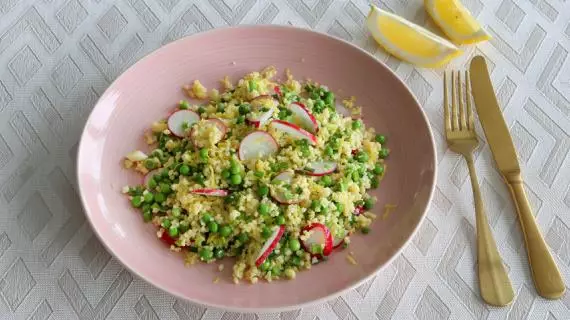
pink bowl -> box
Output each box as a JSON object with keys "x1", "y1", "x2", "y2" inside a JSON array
[{"x1": 77, "y1": 25, "x2": 436, "y2": 312}]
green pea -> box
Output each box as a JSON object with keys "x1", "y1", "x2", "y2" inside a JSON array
[
  {"x1": 257, "y1": 185, "x2": 269, "y2": 197},
  {"x1": 131, "y1": 196, "x2": 143, "y2": 208},
  {"x1": 373, "y1": 163, "x2": 384, "y2": 175},
  {"x1": 147, "y1": 177, "x2": 158, "y2": 189},
  {"x1": 199, "y1": 248, "x2": 213, "y2": 261},
  {"x1": 371, "y1": 177, "x2": 379, "y2": 189},
  {"x1": 202, "y1": 213, "x2": 213, "y2": 223},
  {"x1": 292, "y1": 256, "x2": 302, "y2": 266},
  {"x1": 288, "y1": 239, "x2": 301, "y2": 251},
  {"x1": 375, "y1": 134, "x2": 386, "y2": 144},
  {"x1": 324, "y1": 91, "x2": 334, "y2": 105},
  {"x1": 179, "y1": 100, "x2": 190, "y2": 110},
  {"x1": 144, "y1": 158, "x2": 157, "y2": 170},
  {"x1": 153, "y1": 192, "x2": 165, "y2": 203},
  {"x1": 179, "y1": 164, "x2": 190, "y2": 176},
  {"x1": 230, "y1": 161, "x2": 240, "y2": 174},
  {"x1": 168, "y1": 226, "x2": 179, "y2": 237},
  {"x1": 207, "y1": 221, "x2": 219, "y2": 233},
  {"x1": 352, "y1": 120, "x2": 362, "y2": 130},
  {"x1": 221, "y1": 169, "x2": 230, "y2": 179},
  {"x1": 194, "y1": 173, "x2": 205, "y2": 185},
  {"x1": 220, "y1": 225, "x2": 232, "y2": 237},
  {"x1": 197, "y1": 106, "x2": 206, "y2": 114},
  {"x1": 143, "y1": 192, "x2": 154, "y2": 204},
  {"x1": 230, "y1": 174, "x2": 242, "y2": 185},
  {"x1": 179, "y1": 222, "x2": 189, "y2": 233},
  {"x1": 161, "y1": 219, "x2": 171, "y2": 229},
  {"x1": 254, "y1": 170, "x2": 264, "y2": 178},
  {"x1": 258, "y1": 203, "x2": 270, "y2": 215},
  {"x1": 216, "y1": 102, "x2": 225, "y2": 112},
  {"x1": 310, "y1": 91, "x2": 320, "y2": 100},
  {"x1": 236, "y1": 115, "x2": 245, "y2": 124},
  {"x1": 238, "y1": 104, "x2": 250, "y2": 115},
  {"x1": 321, "y1": 175, "x2": 332, "y2": 187},
  {"x1": 143, "y1": 211, "x2": 152, "y2": 222},
  {"x1": 311, "y1": 200, "x2": 321, "y2": 212},
  {"x1": 199, "y1": 148, "x2": 208, "y2": 160},
  {"x1": 362, "y1": 227, "x2": 370, "y2": 234},
  {"x1": 214, "y1": 248, "x2": 225, "y2": 259},
  {"x1": 335, "y1": 202, "x2": 344, "y2": 213},
  {"x1": 260, "y1": 260, "x2": 271, "y2": 271},
  {"x1": 364, "y1": 198, "x2": 374, "y2": 210},
  {"x1": 248, "y1": 80, "x2": 257, "y2": 92},
  {"x1": 142, "y1": 203, "x2": 151, "y2": 213},
  {"x1": 324, "y1": 145, "x2": 334, "y2": 157},
  {"x1": 238, "y1": 233, "x2": 248, "y2": 243},
  {"x1": 356, "y1": 151, "x2": 369, "y2": 163},
  {"x1": 159, "y1": 183, "x2": 171, "y2": 194},
  {"x1": 271, "y1": 266, "x2": 282, "y2": 276},
  {"x1": 379, "y1": 148, "x2": 390, "y2": 159},
  {"x1": 276, "y1": 215, "x2": 285, "y2": 225},
  {"x1": 261, "y1": 227, "x2": 272, "y2": 239}
]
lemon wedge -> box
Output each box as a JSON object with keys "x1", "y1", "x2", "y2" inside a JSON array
[
  {"x1": 424, "y1": 0, "x2": 491, "y2": 44},
  {"x1": 366, "y1": 5, "x2": 461, "y2": 68}
]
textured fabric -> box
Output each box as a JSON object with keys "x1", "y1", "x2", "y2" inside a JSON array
[{"x1": 0, "y1": 0, "x2": 569, "y2": 319}]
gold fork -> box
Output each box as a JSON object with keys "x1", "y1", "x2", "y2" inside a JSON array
[{"x1": 444, "y1": 71, "x2": 515, "y2": 306}]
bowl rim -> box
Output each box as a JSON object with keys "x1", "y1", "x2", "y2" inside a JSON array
[{"x1": 76, "y1": 24, "x2": 437, "y2": 313}]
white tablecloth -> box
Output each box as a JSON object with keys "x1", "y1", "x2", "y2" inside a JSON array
[{"x1": 0, "y1": 0, "x2": 569, "y2": 319}]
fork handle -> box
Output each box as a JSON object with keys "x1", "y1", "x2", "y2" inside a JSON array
[
  {"x1": 466, "y1": 155, "x2": 514, "y2": 306},
  {"x1": 504, "y1": 172, "x2": 565, "y2": 299}
]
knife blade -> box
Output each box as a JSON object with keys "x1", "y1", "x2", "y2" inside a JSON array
[
  {"x1": 469, "y1": 56, "x2": 519, "y2": 174},
  {"x1": 469, "y1": 55, "x2": 565, "y2": 299}
]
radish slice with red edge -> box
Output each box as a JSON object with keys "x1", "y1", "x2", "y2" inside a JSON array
[
  {"x1": 143, "y1": 169, "x2": 160, "y2": 188},
  {"x1": 354, "y1": 205, "x2": 365, "y2": 215},
  {"x1": 300, "y1": 223, "x2": 333, "y2": 257},
  {"x1": 287, "y1": 102, "x2": 318, "y2": 133},
  {"x1": 255, "y1": 225, "x2": 285, "y2": 267},
  {"x1": 333, "y1": 236, "x2": 344, "y2": 249},
  {"x1": 248, "y1": 96, "x2": 278, "y2": 128},
  {"x1": 247, "y1": 109, "x2": 274, "y2": 128},
  {"x1": 269, "y1": 120, "x2": 317, "y2": 145},
  {"x1": 190, "y1": 188, "x2": 228, "y2": 196},
  {"x1": 160, "y1": 232, "x2": 176, "y2": 246},
  {"x1": 167, "y1": 110, "x2": 200, "y2": 137},
  {"x1": 303, "y1": 161, "x2": 337, "y2": 176},
  {"x1": 270, "y1": 171, "x2": 301, "y2": 204},
  {"x1": 238, "y1": 131, "x2": 279, "y2": 161},
  {"x1": 190, "y1": 118, "x2": 227, "y2": 147}
]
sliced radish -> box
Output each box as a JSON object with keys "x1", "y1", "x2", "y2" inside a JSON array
[
  {"x1": 270, "y1": 171, "x2": 300, "y2": 204},
  {"x1": 190, "y1": 118, "x2": 227, "y2": 147},
  {"x1": 335, "y1": 102, "x2": 351, "y2": 118},
  {"x1": 168, "y1": 110, "x2": 200, "y2": 137},
  {"x1": 207, "y1": 118, "x2": 228, "y2": 136},
  {"x1": 287, "y1": 102, "x2": 318, "y2": 133},
  {"x1": 160, "y1": 232, "x2": 176, "y2": 246},
  {"x1": 301, "y1": 223, "x2": 333, "y2": 257},
  {"x1": 269, "y1": 120, "x2": 317, "y2": 145},
  {"x1": 238, "y1": 131, "x2": 278, "y2": 161},
  {"x1": 303, "y1": 161, "x2": 337, "y2": 176},
  {"x1": 190, "y1": 188, "x2": 228, "y2": 196},
  {"x1": 255, "y1": 225, "x2": 285, "y2": 267},
  {"x1": 248, "y1": 95, "x2": 278, "y2": 128},
  {"x1": 126, "y1": 150, "x2": 148, "y2": 162},
  {"x1": 247, "y1": 108, "x2": 274, "y2": 128},
  {"x1": 354, "y1": 205, "x2": 365, "y2": 215},
  {"x1": 143, "y1": 169, "x2": 160, "y2": 187},
  {"x1": 274, "y1": 85, "x2": 282, "y2": 96},
  {"x1": 333, "y1": 236, "x2": 344, "y2": 249}
]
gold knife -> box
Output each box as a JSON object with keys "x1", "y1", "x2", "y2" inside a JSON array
[{"x1": 469, "y1": 56, "x2": 565, "y2": 299}]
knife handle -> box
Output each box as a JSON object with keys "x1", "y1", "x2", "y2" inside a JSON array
[{"x1": 505, "y1": 172, "x2": 565, "y2": 299}]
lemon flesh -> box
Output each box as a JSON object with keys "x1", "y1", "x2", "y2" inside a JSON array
[
  {"x1": 425, "y1": 0, "x2": 491, "y2": 44},
  {"x1": 367, "y1": 5, "x2": 461, "y2": 68}
]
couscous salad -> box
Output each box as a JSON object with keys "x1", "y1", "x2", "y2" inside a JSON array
[{"x1": 122, "y1": 67, "x2": 389, "y2": 283}]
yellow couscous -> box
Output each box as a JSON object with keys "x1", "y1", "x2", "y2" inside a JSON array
[{"x1": 122, "y1": 67, "x2": 389, "y2": 283}]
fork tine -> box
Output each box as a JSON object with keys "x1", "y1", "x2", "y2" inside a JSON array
[
  {"x1": 443, "y1": 72, "x2": 451, "y2": 133},
  {"x1": 465, "y1": 70, "x2": 475, "y2": 130},
  {"x1": 457, "y1": 71, "x2": 467, "y2": 130},
  {"x1": 451, "y1": 71, "x2": 459, "y2": 130}
]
